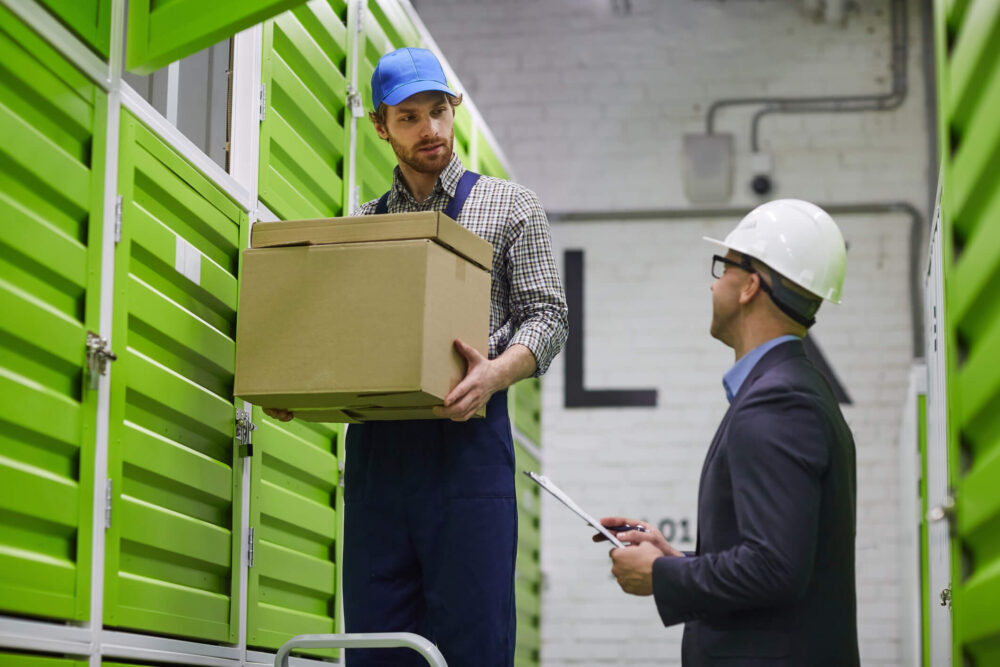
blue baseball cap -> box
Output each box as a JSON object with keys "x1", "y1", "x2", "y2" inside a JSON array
[{"x1": 371, "y1": 47, "x2": 457, "y2": 111}]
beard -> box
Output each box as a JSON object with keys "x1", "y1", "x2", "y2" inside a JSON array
[{"x1": 387, "y1": 132, "x2": 454, "y2": 174}]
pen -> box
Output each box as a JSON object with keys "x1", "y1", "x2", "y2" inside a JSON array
[{"x1": 605, "y1": 524, "x2": 647, "y2": 533}]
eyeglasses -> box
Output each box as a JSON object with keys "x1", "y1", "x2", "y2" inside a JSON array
[
  {"x1": 711, "y1": 254, "x2": 754, "y2": 279},
  {"x1": 710, "y1": 254, "x2": 818, "y2": 327}
]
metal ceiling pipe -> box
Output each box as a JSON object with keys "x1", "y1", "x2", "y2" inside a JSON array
[{"x1": 547, "y1": 201, "x2": 926, "y2": 358}]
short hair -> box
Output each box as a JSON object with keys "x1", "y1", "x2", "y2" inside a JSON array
[{"x1": 369, "y1": 92, "x2": 463, "y2": 127}]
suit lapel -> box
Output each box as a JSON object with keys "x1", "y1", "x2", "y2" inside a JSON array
[
  {"x1": 694, "y1": 339, "x2": 807, "y2": 555},
  {"x1": 696, "y1": 405, "x2": 734, "y2": 554}
]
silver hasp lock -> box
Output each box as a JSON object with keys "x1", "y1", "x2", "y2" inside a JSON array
[
  {"x1": 236, "y1": 409, "x2": 257, "y2": 457},
  {"x1": 86, "y1": 331, "x2": 117, "y2": 390}
]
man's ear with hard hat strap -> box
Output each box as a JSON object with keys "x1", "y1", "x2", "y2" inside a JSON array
[{"x1": 756, "y1": 267, "x2": 821, "y2": 328}]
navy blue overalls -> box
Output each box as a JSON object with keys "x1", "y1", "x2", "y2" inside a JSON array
[{"x1": 342, "y1": 171, "x2": 518, "y2": 667}]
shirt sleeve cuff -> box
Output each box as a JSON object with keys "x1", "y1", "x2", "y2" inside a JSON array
[{"x1": 508, "y1": 324, "x2": 564, "y2": 377}]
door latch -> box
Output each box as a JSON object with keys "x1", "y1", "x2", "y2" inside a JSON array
[
  {"x1": 236, "y1": 409, "x2": 257, "y2": 457},
  {"x1": 86, "y1": 331, "x2": 117, "y2": 390},
  {"x1": 347, "y1": 86, "x2": 365, "y2": 119},
  {"x1": 928, "y1": 494, "x2": 956, "y2": 530}
]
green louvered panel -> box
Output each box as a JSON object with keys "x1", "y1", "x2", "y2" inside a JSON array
[
  {"x1": 945, "y1": 0, "x2": 971, "y2": 31},
  {"x1": 259, "y1": 0, "x2": 350, "y2": 220},
  {"x1": 0, "y1": 653, "x2": 86, "y2": 667},
  {"x1": 103, "y1": 112, "x2": 247, "y2": 643},
  {"x1": 367, "y1": 0, "x2": 421, "y2": 52},
  {"x1": 126, "y1": 0, "x2": 308, "y2": 74},
  {"x1": 36, "y1": 0, "x2": 111, "y2": 58},
  {"x1": 355, "y1": 0, "x2": 422, "y2": 204},
  {"x1": 0, "y1": 5, "x2": 105, "y2": 622},
  {"x1": 246, "y1": 414, "x2": 342, "y2": 658},
  {"x1": 476, "y1": 130, "x2": 509, "y2": 180},
  {"x1": 354, "y1": 115, "x2": 397, "y2": 204},
  {"x1": 918, "y1": 394, "x2": 931, "y2": 667},
  {"x1": 508, "y1": 378, "x2": 541, "y2": 447},
  {"x1": 937, "y1": 0, "x2": 1000, "y2": 663},
  {"x1": 513, "y1": 440, "x2": 541, "y2": 667},
  {"x1": 452, "y1": 103, "x2": 473, "y2": 168}
]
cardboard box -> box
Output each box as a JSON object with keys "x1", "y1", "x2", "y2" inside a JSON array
[{"x1": 234, "y1": 212, "x2": 492, "y2": 422}]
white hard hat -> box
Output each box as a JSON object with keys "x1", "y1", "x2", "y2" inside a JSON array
[{"x1": 704, "y1": 199, "x2": 846, "y2": 304}]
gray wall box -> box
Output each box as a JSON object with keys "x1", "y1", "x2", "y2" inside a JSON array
[{"x1": 683, "y1": 133, "x2": 733, "y2": 203}]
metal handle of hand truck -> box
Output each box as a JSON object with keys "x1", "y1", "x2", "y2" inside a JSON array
[{"x1": 274, "y1": 632, "x2": 447, "y2": 667}]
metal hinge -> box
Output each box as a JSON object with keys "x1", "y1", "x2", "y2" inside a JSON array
[
  {"x1": 258, "y1": 83, "x2": 267, "y2": 122},
  {"x1": 940, "y1": 586, "x2": 952, "y2": 609},
  {"x1": 928, "y1": 494, "x2": 956, "y2": 526},
  {"x1": 105, "y1": 479, "x2": 113, "y2": 529},
  {"x1": 113, "y1": 194, "x2": 123, "y2": 244},
  {"x1": 86, "y1": 331, "x2": 117, "y2": 390},
  {"x1": 248, "y1": 527, "x2": 255, "y2": 568},
  {"x1": 236, "y1": 409, "x2": 257, "y2": 457},
  {"x1": 347, "y1": 86, "x2": 365, "y2": 119}
]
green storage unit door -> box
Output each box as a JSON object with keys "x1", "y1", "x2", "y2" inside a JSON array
[
  {"x1": 367, "y1": 0, "x2": 421, "y2": 51},
  {"x1": 102, "y1": 112, "x2": 247, "y2": 643},
  {"x1": 475, "y1": 130, "x2": 509, "y2": 181},
  {"x1": 452, "y1": 100, "x2": 473, "y2": 168},
  {"x1": 513, "y1": 440, "x2": 542, "y2": 667},
  {"x1": 126, "y1": 0, "x2": 309, "y2": 74},
  {"x1": 355, "y1": 0, "x2": 423, "y2": 204},
  {"x1": 259, "y1": 0, "x2": 350, "y2": 220},
  {"x1": 508, "y1": 378, "x2": 542, "y2": 447},
  {"x1": 0, "y1": 653, "x2": 86, "y2": 667},
  {"x1": 918, "y1": 393, "x2": 931, "y2": 667},
  {"x1": 247, "y1": 413, "x2": 342, "y2": 658},
  {"x1": 0, "y1": 5, "x2": 105, "y2": 623},
  {"x1": 36, "y1": 0, "x2": 111, "y2": 58},
  {"x1": 936, "y1": 0, "x2": 1000, "y2": 663}
]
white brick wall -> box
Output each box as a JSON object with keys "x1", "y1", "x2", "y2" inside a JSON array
[{"x1": 415, "y1": 1, "x2": 930, "y2": 665}]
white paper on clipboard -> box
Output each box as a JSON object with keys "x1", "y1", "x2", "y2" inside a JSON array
[{"x1": 523, "y1": 471, "x2": 625, "y2": 548}]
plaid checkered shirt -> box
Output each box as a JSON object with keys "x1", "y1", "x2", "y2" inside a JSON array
[{"x1": 353, "y1": 153, "x2": 568, "y2": 376}]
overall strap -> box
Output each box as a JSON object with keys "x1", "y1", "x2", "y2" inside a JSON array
[
  {"x1": 373, "y1": 170, "x2": 480, "y2": 217},
  {"x1": 444, "y1": 170, "x2": 480, "y2": 221},
  {"x1": 374, "y1": 191, "x2": 391, "y2": 215}
]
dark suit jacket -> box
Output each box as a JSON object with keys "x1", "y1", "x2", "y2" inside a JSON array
[{"x1": 653, "y1": 339, "x2": 859, "y2": 666}]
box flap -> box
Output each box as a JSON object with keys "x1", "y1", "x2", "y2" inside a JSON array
[
  {"x1": 294, "y1": 404, "x2": 485, "y2": 423},
  {"x1": 251, "y1": 212, "x2": 493, "y2": 271}
]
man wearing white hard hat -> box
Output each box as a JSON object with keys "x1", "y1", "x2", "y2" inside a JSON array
[{"x1": 599, "y1": 200, "x2": 859, "y2": 666}]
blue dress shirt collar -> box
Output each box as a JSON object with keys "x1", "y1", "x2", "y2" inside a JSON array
[{"x1": 723, "y1": 334, "x2": 801, "y2": 403}]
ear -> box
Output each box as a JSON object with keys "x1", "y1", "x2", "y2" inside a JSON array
[
  {"x1": 738, "y1": 272, "x2": 761, "y2": 305},
  {"x1": 373, "y1": 120, "x2": 389, "y2": 140}
]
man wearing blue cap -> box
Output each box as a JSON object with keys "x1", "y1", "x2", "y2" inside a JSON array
[
  {"x1": 262, "y1": 46, "x2": 564, "y2": 664},
  {"x1": 345, "y1": 47, "x2": 566, "y2": 666}
]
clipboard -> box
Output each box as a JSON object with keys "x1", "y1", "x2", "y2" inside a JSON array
[{"x1": 523, "y1": 471, "x2": 625, "y2": 548}]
